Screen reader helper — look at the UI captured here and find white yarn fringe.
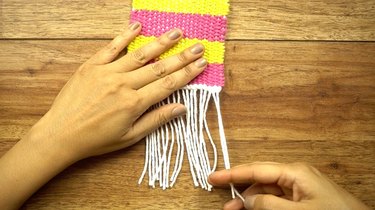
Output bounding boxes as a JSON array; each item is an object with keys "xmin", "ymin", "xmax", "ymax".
[{"xmin": 138, "ymin": 85, "xmax": 243, "ymax": 200}]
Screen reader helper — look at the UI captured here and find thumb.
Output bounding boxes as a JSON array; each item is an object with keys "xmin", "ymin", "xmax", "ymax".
[{"xmin": 244, "ymin": 195, "xmax": 303, "ymax": 210}]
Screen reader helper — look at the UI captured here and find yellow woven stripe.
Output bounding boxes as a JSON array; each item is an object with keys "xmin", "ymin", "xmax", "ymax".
[
  {"xmin": 128, "ymin": 36, "xmax": 224, "ymax": 64},
  {"xmin": 132, "ymin": 0, "xmax": 229, "ymax": 16}
]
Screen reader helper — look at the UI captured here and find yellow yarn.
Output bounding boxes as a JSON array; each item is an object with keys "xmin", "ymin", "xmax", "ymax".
[
  {"xmin": 133, "ymin": 0, "xmax": 229, "ymax": 16},
  {"xmin": 128, "ymin": 36, "xmax": 224, "ymax": 64}
]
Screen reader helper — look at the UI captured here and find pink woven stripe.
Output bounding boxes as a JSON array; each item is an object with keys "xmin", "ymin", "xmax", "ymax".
[
  {"xmin": 189, "ymin": 64, "xmax": 224, "ymax": 86},
  {"xmin": 131, "ymin": 10, "xmax": 227, "ymax": 42}
]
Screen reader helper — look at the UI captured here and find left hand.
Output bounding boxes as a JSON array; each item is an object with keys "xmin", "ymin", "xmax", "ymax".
[
  {"xmin": 30, "ymin": 22, "xmax": 207, "ymax": 161},
  {"xmin": 0, "ymin": 22, "xmax": 207, "ymax": 209}
]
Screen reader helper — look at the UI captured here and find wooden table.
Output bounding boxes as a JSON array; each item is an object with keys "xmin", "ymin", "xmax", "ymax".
[{"xmin": 1, "ymin": 0, "xmax": 374, "ymax": 209}]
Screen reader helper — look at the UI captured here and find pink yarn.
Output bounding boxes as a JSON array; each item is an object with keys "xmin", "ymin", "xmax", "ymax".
[
  {"xmin": 189, "ymin": 64, "xmax": 224, "ymax": 86},
  {"xmin": 131, "ymin": 10, "xmax": 227, "ymax": 42},
  {"xmin": 131, "ymin": 9, "xmax": 227, "ymax": 87}
]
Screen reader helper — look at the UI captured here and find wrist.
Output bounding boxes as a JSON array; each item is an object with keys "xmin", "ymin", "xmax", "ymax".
[
  {"xmin": 0, "ymin": 119, "xmax": 79, "ymax": 209},
  {"xmin": 24, "ymin": 117, "xmax": 80, "ymax": 167}
]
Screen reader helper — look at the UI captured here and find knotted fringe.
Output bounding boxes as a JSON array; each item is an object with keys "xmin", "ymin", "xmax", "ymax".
[{"xmin": 138, "ymin": 85, "xmax": 243, "ymax": 200}]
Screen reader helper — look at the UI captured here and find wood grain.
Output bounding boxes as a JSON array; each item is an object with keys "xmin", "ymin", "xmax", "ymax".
[
  {"xmin": 1, "ymin": 0, "xmax": 375, "ymax": 40},
  {"xmin": 0, "ymin": 40, "xmax": 374, "ymax": 208},
  {"xmin": 1, "ymin": 41, "xmax": 374, "ymax": 141},
  {"xmin": 1, "ymin": 0, "xmax": 375, "ymax": 208},
  {"xmin": 2, "ymin": 139, "xmax": 369, "ymax": 209}
]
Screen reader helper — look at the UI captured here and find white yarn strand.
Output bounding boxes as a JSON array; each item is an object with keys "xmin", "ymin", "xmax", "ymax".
[
  {"xmin": 188, "ymin": 89, "xmax": 205, "ymax": 188},
  {"xmin": 138, "ymin": 86, "xmax": 240, "ymax": 200},
  {"xmin": 138, "ymin": 135, "xmax": 149, "ymax": 185},
  {"xmin": 198, "ymin": 89, "xmax": 212, "ymax": 190},
  {"xmin": 165, "ymin": 99, "xmax": 174, "ymax": 189},
  {"xmin": 193, "ymin": 90, "xmax": 208, "ymax": 189},
  {"xmin": 151, "ymin": 130, "xmax": 156, "ymax": 187},
  {"xmin": 148, "ymin": 132, "xmax": 153, "ymax": 185},
  {"xmin": 203, "ymin": 91, "xmax": 218, "ymax": 173},
  {"xmin": 212, "ymin": 91, "xmax": 243, "ymax": 200},
  {"xmin": 182, "ymin": 89, "xmax": 200, "ymax": 187},
  {"xmin": 155, "ymin": 125, "xmax": 161, "ymax": 186},
  {"xmin": 199, "ymin": 90, "xmax": 211, "ymax": 173},
  {"xmin": 151, "ymin": 130, "xmax": 157, "ymax": 187},
  {"xmin": 193, "ymin": 90, "xmax": 206, "ymax": 188},
  {"xmin": 170, "ymin": 117, "xmax": 184, "ymax": 186},
  {"xmin": 170, "ymin": 91, "xmax": 186, "ymax": 186},
  {"xmin": 169, "ymin": 93, "xmax": 181, "ymax": 185},
  {"xmin": 169, "ymin": 118, "xmax": 180, "ymax": 184}
]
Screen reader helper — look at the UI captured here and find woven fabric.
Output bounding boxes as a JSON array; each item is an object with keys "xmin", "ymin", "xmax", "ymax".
[
  {"xmin": 131, "ymin": 10, "xmax": 227, "ymax": 41},
  {"xmin": 129, "ymin": 0, "xmax": 229, "ymax": 87},
  {"xmin": 132, "ymin": 0, "xmax": 229, "ymax": 16},
  {"xmin": 129, "ymin": 36, "xmax": 224, "ymax": 63},
  {"xmin": 131, "ymin": 1, "xmax": 241, "ymax": 196}
]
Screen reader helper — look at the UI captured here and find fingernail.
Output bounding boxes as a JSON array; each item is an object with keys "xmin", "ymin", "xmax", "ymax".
[
  {"xmin": 129, "ymin": 22, "xmax": 140, "ymax": 30},
  {"xmin": 195, "ymin": 58, "xmax": 207, "ymax": 67},
  {"xmin": 168, "ymin": 29, "xmax": 181, "ymax": 40},
  {"xmin": 190, "ymin": 44, "xmax": 204, "ymax": 54},
  {"xmin": 244, "ymin": 195, "xmax": 256, "ymax": 210},
  {"xmin": 172, "ymin": 106, "xmax": 186, "ymax": 117},
  {"xmin": 224, "ymin": 198, "xmax": 243, "ymax": 210}
]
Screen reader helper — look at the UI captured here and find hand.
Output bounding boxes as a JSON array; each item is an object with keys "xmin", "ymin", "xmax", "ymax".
[
  {"xmin": 209, "ymin": 162, "xmax": 370, "ymax": 210},
  {"xmin": 30, "ymin": 22, "xmax": 207, "ymax": 161},
  {"xmin": 0, "ymin": 22, "xmax": 207, "ymax": 209}
]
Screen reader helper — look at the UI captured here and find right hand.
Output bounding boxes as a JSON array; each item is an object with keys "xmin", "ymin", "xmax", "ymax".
[{"xmin": 208, "ymin": 162, "xmax": 370, "ymax": 210}]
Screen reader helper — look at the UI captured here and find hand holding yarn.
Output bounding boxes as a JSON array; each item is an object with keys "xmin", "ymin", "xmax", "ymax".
[{"xmin": 209, "ymin": 162, "xmax": 370, "ymax": 210}]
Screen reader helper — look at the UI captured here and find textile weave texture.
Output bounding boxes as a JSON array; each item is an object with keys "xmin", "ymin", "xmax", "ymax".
[
  {"xmin": 128, "ymin": 0, "xmax": 229, "ymax": 87},
  {"xmin": 128, "ymin": 0, "xmax": 241, "ymax": 198}
]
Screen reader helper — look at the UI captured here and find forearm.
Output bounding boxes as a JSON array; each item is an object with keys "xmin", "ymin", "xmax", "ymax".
[
  {"xmin": 0, "ymin": 23, "xmax": 204, "ymax": 209},
  {"xmin": 0, "ymin": 124, "xmax": 76, "ymax": 209}
]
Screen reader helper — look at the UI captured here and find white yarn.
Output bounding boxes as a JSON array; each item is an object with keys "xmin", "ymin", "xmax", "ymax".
[
  {"xmin": 191, "ymin": 89, "xmax": 207, "ymax": 189},
  {"xmin": 187, "ymin": 89, "xmax": 207, "ymax": 188},
  {"xmin": 138, "ymin": 88, "xmax": 242, "ymax": 200},
  {"xmin": 170, "ymin": 91, "xmax": 185, "ymax": 186},
  {"xmin": 169, "ymin": 94, "xmax": 180, "ymax": 184},
  {"xmin": 203, "ymin": 91, "xmax": 218, "ymax": 173},
  {"xmin": 212, "ymin": 92, "xmax": 244, "ymax": 201},
  {"xmin": 138, "ymin": 135, "xmax": 149, "ymax": 185},
  {"xmin": 181, "ymin": 90, "xmax": 199, "ymax": 187}
]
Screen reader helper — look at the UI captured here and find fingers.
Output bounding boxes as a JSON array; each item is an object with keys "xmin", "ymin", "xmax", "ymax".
[
  {"xmin": 223, "ymin": 198, "xmax": 243, "ymax": 210},
  {"xmin": 137, "ymin": 58, "xmax": 207, "ymax": 107},
  {"xmin": 120, "ymin": 104, "xmax": 186, "ymax": 148},
  {"xmin": 125, "ymin": 43, "xmax": 205, "ymax": 89},
  {"xmin": 214, "ymin": 163, "xmax": 322, "ymax": 210},
  {"xmin": 244, "ymin": 194, "xmax": 303, "ymax": 210},
  {"xmin": 224, "ymin": 195, "xmax": 303, "ymax": 210},
  {"xmin": 112, "ymin": 28, "xmax": 184, "ymax": 72},
  {"xmin": 209, "ymin": 162, "xmax": 286, "ymax": 186},
  {"xmin": 88, "ymin": 22, "xmax": 142, "ymax": 65},
  {"xmin": 242, "ymin": 183, "xmax": 284, "ymax": 198},
  {"xmin": 223, "ymin": 183, "xmax": 286, "ymax": 210}
]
